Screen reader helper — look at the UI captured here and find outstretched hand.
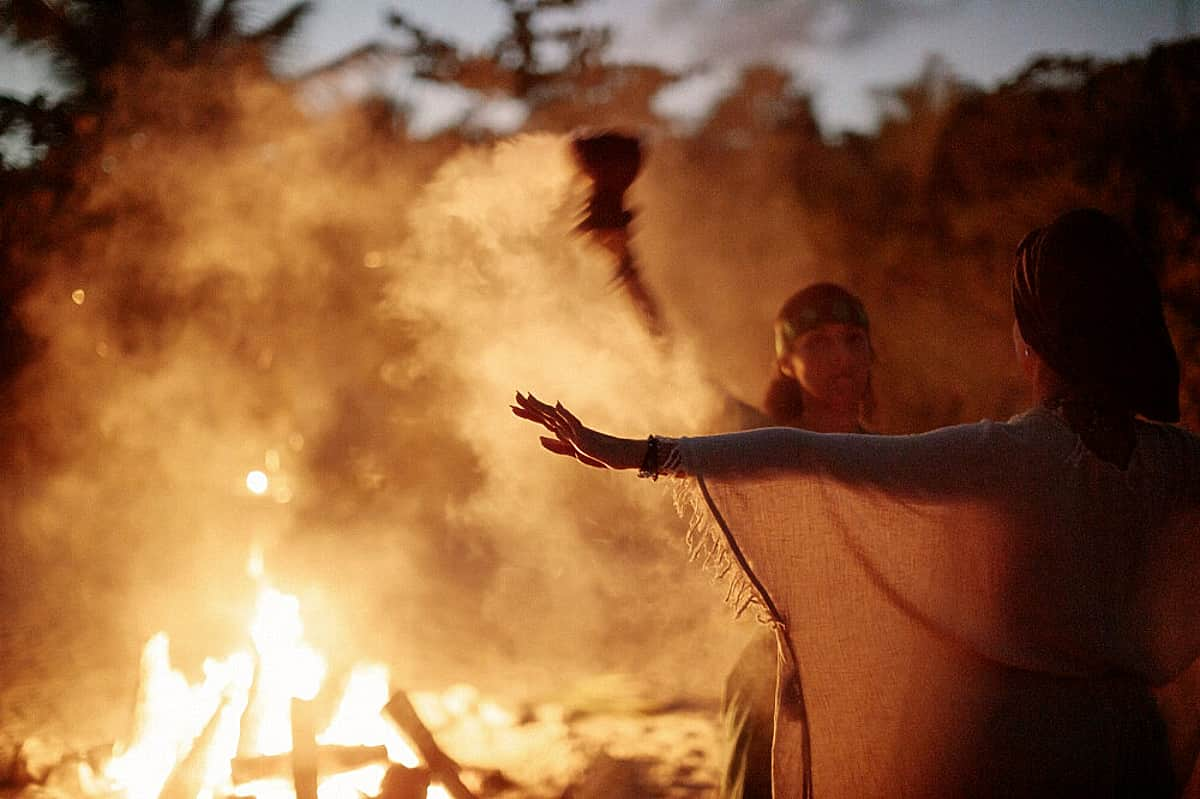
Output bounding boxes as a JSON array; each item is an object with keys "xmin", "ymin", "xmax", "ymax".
[{"xmin": 511, "ymin": 392, "xmax": 643, "ymax": 471}]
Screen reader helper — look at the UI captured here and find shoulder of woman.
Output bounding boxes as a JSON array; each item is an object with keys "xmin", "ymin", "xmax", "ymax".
[
  {"xmin": 1135, "ymin": 418, "xmax": 1200, "ymax": 469},
  {"xmin": 887, "ymin": 417, "xmax": 1015, "ymax": 448}
]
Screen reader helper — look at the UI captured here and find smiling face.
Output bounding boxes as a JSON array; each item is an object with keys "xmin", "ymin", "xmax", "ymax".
[{"xmin": 779, "ymin": 321, "xmax": 872, "ymax": 413}]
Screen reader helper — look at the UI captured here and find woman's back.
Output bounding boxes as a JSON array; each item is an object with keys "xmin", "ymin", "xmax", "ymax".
[{"xmin": 679, "ymin": 410, "xmax": 1200, "ymax": 797}]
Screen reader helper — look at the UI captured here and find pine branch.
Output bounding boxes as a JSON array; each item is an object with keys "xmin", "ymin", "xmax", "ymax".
[
  {"xmin": 246, "ymin": 1, "xmax": 312, "ymax": 51},
  {"xmin": 204, "ymin": 0, "xmax": 245, "ymax": 42}
]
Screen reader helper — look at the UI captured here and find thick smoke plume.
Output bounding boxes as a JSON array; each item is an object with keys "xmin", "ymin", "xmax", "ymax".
[{"xmin": 1, "ymin": 63, "xmax": 749, "ymax": 747}]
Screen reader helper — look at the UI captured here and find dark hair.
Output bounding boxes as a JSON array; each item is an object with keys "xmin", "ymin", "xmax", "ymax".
[
  {"xmin": 1012, "ymin": 208, "xmax": 1179, "ymax": 467},
  {"xmin": 1012, "ymin": 208, "xmax": 1178, "ymax": 422}
]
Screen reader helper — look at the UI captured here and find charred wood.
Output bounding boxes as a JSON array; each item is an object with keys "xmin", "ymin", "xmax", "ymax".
[
  {"xmin": 229, "ymin": 744, "xmax": 389, "ymax": 785},
  {"xmin": 237, "ymin": 656, "xmax": 265, "ymax": 757},
  {"xmin": 384, "ymin": 691, "xmax": 478, "ymax": 799},
  {"xmin": 375, "ymin": 763, "xmax": 431, "ymax": 799},
  {"xmin": 290, "ymin": 698, "xmax": 318, "ymax": 799}
]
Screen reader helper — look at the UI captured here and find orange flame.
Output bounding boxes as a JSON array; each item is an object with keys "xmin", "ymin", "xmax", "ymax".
[{"xmin": 104, "ymin": 562, "xmax": 443, "ymax": 799}]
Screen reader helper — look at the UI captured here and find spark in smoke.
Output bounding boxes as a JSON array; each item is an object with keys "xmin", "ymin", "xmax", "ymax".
[{"xmin": 246, "ymin": 470, "xmax": 270, "ymax": 495}]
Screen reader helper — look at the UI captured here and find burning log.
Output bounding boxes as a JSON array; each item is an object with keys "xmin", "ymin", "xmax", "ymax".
[
  {"xmin": 384, "ymin": 691, "xmax": 478, "ymax": 799},
  {"xmin": 375, "ymin": 763, "xmax": 432, "ymax": 799},
  {"xmin": 237, "ymin": 654, "xmax": 266, "ymax": 758},
  {"xmin": 229, "ymin": 745, "xmax": 390, "ymax": 784},
  {"xmin": 290, "ymin": 698, "xmax": 318, "ymax": 799},
  {"xmin": 160, "ymin": 694, "xmax": 231, "ymax": 799},
  {"xmin": 570, "ymin": 130, "xmax": 664, "ymax": 337}
]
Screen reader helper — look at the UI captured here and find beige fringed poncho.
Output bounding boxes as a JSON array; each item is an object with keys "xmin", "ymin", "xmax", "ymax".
[{"xmin": 676, "ymin": 408, "xmax": 1200, "ymax": 798}]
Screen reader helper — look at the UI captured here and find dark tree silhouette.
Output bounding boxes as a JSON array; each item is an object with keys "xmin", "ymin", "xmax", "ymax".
[
  {"xmin": 389, "ymin": 0, "xmax": 610, "ymax": 102},
  {"xmin": 0, "ymin": 0, "xmax": 310, "ymax": 163},
  {"xmin": 0, "ymin": 0, "xmax": 313, "ymax": 387}
]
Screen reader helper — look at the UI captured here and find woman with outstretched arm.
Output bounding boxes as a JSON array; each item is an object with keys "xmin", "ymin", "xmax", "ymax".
[{"xmin": 512, "ymin": 208, "xmax": 1200, "ymax": 798}]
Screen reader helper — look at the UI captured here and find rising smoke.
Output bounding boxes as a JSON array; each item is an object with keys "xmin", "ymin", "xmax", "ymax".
[{"xmin": 0, "ymin": 58, "xmax": 756, "ymax": 739}]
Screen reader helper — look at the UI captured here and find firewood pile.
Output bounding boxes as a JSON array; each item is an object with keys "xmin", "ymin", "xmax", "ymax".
[
  {"xmin": 0, "ymin": 573, "xmax": 725, "ymax": 799},
  {"xmin": 0, "ymin": 680, "xmax": 721, "ymax": 799}
]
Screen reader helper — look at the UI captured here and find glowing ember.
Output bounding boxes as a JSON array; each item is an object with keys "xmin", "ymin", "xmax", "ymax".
[{"xmin": 246, "ymin": 470, "xmax": 269, "ymax": 495}]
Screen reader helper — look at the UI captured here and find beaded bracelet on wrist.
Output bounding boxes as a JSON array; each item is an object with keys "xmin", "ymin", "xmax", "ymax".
[{"xmin": 637, "ymin": 434, "xmax": 659, "ymax": 480}]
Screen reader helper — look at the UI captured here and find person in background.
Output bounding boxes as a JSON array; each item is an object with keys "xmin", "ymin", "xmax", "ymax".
[
  {"xmin": 721, "ymin": 283, "xmax": 875, "ymax": 799},
  {"xmin": 513, "ymin": 208, "xmax": 1197, "ymax": 798}
]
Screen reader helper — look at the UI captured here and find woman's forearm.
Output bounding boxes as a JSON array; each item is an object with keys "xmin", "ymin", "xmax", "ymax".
[
  {"xmin": 597, "ymin": 432, "xmax": 650, "ymax": 471},
  {"xmin": 595, "ymin": 433, "xmax": 686, "ymax": 477}
]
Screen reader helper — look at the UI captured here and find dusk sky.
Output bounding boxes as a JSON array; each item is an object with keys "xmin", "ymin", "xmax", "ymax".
[{"xmin": 1, "ymin": 0, "xmax": 1194, "ymax": 135}]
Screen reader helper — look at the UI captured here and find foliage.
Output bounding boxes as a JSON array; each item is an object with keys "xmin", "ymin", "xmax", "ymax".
[
  {"xmin": 842, "ymin": 40, "xmax": 1200, "ymax": 427},
  {"xmin": 2, "ymin": 3, "xmax": 1197, "ymax": 429},
  {"xmin": 0, "ymin": 0, "xmax": 314, "ymax": 380},
  {"xmin": 390, "ymin": 0, "xmax": 611, "ymax": 102}
]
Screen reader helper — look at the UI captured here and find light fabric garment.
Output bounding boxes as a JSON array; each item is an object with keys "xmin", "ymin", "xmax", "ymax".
[{"xmin": 676, "ymin": 408, "xmax": 1200, "ymax": 798}]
